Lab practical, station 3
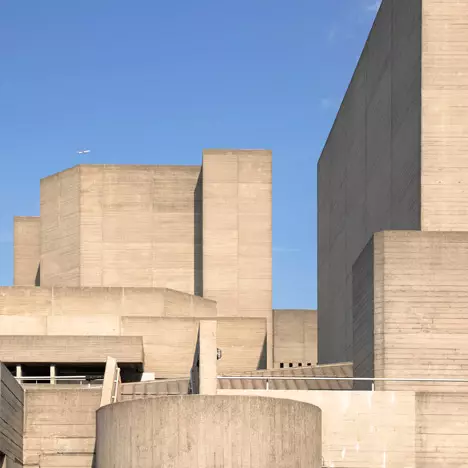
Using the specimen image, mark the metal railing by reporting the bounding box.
[15,375,104,386]
[217,376,468,390]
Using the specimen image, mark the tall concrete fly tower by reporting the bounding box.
[318,0,468,365]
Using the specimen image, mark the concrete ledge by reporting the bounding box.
[0,336,143,363]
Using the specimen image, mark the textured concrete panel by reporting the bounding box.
[95,396,321,468]
[203,150,272,367]
[358,231,468,392]
[421,0,468,231]
[13,217,40,287]
[273,310,317,367]
[416,392,468,467]
[40,167,81,287]
[318,0,422,364]
[216,318,266,374]
[0,364,24,464]
[24,388,100,468]
[79,165,201,292]
[46,315,120,336]
[217,390,416,468]
[39,164,202,292]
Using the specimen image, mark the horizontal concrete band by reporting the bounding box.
[0,336,143,363]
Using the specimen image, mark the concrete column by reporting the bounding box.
[100,356,118,407]
[199,320,217,395]
[15,365,22,385]
[50,365,56,385]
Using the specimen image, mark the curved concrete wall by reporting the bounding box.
[96,395,321,468]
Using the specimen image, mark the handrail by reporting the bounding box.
[217,376,468,382]
[15,375,103,385]
[217,375,468,391]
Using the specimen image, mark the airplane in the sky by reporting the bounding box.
[77,149,91,155]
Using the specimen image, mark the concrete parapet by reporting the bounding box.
[95,395,321,468]
[0,286,216,319]
[23,387,100,467]
[217,390,416,468]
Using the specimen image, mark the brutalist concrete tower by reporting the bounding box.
[14,150,274,366]
[318,0,468,365]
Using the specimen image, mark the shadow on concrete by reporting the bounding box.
[34,264,40,287]
[194,171,203,297]
[257,335,267,370]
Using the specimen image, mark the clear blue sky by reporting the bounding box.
[0,0,380,308]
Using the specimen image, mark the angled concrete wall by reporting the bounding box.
[0,365,23,466]
[23,388,100,468]
[318,0,422,364]
[95,396,321,468]
[353,231,468,392]
[273,310,317,367]
[13,217,40,287]
[202,150,272,366]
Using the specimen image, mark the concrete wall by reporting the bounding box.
[13,217,40,287]
[23,388,100,468]
[0,286,216,319]
[217,390,416,468]
[0,365,24,465]
[421,0,468,231]
[318,0,422,364]
[0,286,263,377]
[202,150,272,366]
[273,310,317,367]
[39,165,201,291]
[95,396,321,468]
[416,392,468,467]
[40,168,81,287]
[78,165,201,292]
[122,317,266,377]
[353,231,468,392]
[0,336,143,364]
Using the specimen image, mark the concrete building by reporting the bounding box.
[2,0,468,466]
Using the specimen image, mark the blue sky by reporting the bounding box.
[0,0,380,308]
